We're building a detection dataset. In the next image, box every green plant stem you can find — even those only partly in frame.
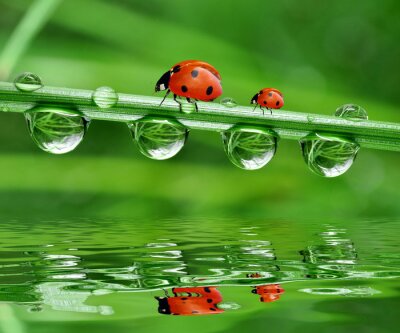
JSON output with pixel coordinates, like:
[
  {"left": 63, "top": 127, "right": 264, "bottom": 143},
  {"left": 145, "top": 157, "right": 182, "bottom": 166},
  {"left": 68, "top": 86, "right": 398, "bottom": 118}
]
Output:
[
  {"left": 0, "top": 81, "right": 399, "bottom": 152},
  {"left": 0, "top": 0, "right": 63, "bottom": 80}
]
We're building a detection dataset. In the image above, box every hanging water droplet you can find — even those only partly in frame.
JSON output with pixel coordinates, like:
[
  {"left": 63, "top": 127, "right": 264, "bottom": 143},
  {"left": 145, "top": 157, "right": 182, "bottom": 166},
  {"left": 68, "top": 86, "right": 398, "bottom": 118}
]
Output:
[
  {"left": 335, "top": 104, "right": 368, "bottom": 121},
  {"left": 220, "top": 97, "right": 237, "bottom": 108},
  {"left": 25, "top": 107, "right": 89, "bottom": 154},
  {"left": 300, "top": 133, "right": 360, "bottom": 177},
  {"left": 222, "top": 126, "right": 278, "bottom": 170},
  {"left": 14, "top": 72, "right": 43, "bottom": 92},
  {"left": 92, "top": 86, "right": 118, "bottom": 109},
  {"left": 128, "top": 117, "right": 188, "bottom": 160}
]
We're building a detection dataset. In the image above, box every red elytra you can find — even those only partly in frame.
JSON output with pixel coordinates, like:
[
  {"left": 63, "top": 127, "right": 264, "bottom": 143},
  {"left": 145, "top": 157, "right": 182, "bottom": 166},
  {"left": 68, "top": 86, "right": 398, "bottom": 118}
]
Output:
[
  {"left": 155, "top": 60, "right": 222, "bottom": 109},
  {"left": 251, "top": 88, "right": 284, "bottom": 113},
  {"left": 251, "top": 284, "right": 285, "bottom": 303},
  {"left": 155, "top": 287, "right": 224, "bottom": 316},
  {"left": 169, "top": 65, "right": 222, "bottom": 101},
  {"left": 170, "top": 60, "right": 221, "bottom": 80}
]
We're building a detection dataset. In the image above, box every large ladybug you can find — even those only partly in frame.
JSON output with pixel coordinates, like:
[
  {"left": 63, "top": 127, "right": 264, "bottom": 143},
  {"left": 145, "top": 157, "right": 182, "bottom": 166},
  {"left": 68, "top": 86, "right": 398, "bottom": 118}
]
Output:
[
  {"left": 155, "top": 60, "right": 223, "bottom": 111},
  {"left": 251, "top": 88, "right": 284, "bottom": 115},
  {"left": 155, "top": 287, "right": 224, "bottom": 315}
]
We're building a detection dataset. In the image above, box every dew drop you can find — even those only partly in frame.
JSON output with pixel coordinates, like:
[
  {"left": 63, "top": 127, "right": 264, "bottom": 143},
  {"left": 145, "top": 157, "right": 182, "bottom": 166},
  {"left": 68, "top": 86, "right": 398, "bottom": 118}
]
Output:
[
  {"left": 222, "top": 126, "right": 278, "bottom": 170},
  {"left": 14, "top": 72, "right": 43, "bottom": 92},
  {"left": 300, "top": 133, "right": 360, "bottom": 177},
  {"left": 307, "top": 115, "right": 315, "bottom": 123},
  {"left": 24, "top": 107, "right": 90, "bottom": 154},
  {"left": 335, "top": 104, "right": 368, "bottom": 121},
  {"left": 128, "top": 117, "right": 188, "bottom": 160},
  {"left": 180, "top": 101, "right": 196, "bottom": 114},
  {"left": 92, "top": 86, "right": 118, "bottom": 109},
  {"left": 220, "top": 97, "right": 237, "bottom": 108}
]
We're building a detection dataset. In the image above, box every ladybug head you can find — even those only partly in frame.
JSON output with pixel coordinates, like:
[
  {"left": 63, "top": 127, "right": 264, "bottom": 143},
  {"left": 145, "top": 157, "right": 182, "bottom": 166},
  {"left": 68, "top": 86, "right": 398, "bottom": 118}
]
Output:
[
  {"left": 250, "top": 92, "right": 259, "bottom": 104},
  {"left": 155, "top": 70, "right": 171, "bottom": 92},
  {"left": 155, "top": 296, "right": 171, "bottom": 315}
]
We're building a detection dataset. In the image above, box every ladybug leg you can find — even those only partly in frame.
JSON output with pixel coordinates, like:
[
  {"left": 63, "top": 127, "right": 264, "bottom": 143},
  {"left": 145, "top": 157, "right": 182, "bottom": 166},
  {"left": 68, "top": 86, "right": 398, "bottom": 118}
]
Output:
[
  {"left": 267, "top": 107, "right": 272, "bottom": 115},
  {"left": 253, "top": 105, "right": 258, "bottom": 111},
  {"left": 159, "top": 89, "right": 171, "bottom": 106},
  {"left": 173, "top": 94, "right": 183, "bottom": 108},
  {"left": 259, "top": 105, "right": 265, "bottom": 116},
  {"left": 186, "top": 97, "right": 199, "bottom": 112}
]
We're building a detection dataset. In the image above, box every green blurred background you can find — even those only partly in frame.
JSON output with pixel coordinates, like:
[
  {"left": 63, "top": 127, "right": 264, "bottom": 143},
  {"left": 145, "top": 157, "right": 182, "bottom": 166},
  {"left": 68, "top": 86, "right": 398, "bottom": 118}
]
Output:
[{"left": 0, "top": 0, "right": 399, "bottom": 220}]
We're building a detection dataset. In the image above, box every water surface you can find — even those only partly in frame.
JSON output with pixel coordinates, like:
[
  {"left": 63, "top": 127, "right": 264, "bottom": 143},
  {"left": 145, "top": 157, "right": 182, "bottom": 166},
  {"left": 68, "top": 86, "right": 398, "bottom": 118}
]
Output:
[{"left": 0, "top": 218, "right": 398, "bottom": 333}]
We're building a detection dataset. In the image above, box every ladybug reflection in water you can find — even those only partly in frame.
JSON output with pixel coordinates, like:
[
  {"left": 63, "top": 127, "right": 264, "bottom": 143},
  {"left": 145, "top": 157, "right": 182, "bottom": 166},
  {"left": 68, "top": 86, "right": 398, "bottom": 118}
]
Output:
[
  {"left": 251, "top": 284, "right": 285, "bottom": 303},
  {"left": 247, "top": 274, "right": 285, "bottom": 303},
  {"left": 155, "top": 60, "right": 223, "bottom": 112},
  {"left": 155, "top": 287, "right": 224, "bottom": 315}
]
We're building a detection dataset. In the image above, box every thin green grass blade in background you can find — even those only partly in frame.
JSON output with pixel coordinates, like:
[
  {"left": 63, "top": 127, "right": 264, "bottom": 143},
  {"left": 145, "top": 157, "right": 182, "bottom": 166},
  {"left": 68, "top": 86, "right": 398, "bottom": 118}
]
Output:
[{"left": 0, "top": 0, "right": 62, "bottom": 80}]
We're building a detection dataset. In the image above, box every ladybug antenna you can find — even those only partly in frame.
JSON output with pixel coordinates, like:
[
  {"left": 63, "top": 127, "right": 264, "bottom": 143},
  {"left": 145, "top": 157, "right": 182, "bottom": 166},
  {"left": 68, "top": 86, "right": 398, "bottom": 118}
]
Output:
[
  {"left": 159, "top": 89, "right": 171, "bottom": 106},
  {"left": 163, "top": 288, "right": 170, "bottom": 297}
]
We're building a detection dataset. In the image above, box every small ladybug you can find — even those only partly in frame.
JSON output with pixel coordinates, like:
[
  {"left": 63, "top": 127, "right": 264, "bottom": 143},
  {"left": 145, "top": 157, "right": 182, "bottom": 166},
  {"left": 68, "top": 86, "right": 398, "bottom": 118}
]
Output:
[
  {"left": 155, "top": 60, "right": 223, "bottom": 111},
  {"left": 155, "top": 287, "right": 224, "bottom": 316},
  {"left": 251, "top": 284, "right": 285, "bottom": 303},
  {"left": 251, "top": 88, "right": 284, "bottom": 115}
]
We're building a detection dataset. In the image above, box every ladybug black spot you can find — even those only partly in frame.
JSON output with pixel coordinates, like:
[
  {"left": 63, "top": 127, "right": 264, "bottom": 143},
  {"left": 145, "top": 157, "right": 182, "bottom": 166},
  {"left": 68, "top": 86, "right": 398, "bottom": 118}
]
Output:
[
  {"left": 209, "top": 308, "right": 217, "bottom": 311},
  {"left": 181, "top": 85, "right": 188, "bottom": 92},
  {"left": 172, "top": 65, "right": 181, "bottom": 73},
  {"left": 206, "top": 86, "right": 213, "bottom": 95},
  {"left": 204, "top": 287, "right": 211, "bottom": 293},
  {"left": 263, "top": 101, "right": 267, "bottom": 105},
  {"left": 181, "top": 297, "right": 188, "bottom": 300},
  {"left": 191, "top": 69, "right": 199, "bottom": 78},
  {"left": 268, "top": 92, "right": 273, "bottom": 97},
  {"left": 207, "top": 298, "right": 213, "bottom": 303},
  {"left": 276, "top": 101, "right": 280, "bottom": 106}
]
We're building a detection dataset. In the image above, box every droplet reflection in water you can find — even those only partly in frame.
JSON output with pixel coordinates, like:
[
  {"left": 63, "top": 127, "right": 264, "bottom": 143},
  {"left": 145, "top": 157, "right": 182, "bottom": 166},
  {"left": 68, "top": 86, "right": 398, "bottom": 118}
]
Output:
[
  {"left": 222, "top": 126, "right": 278, "bottom": 170},
  {"left": 220, "top": 97, "right": 237, "bottom": 108},
  {"left": 335, "top": 104, "right": 368, "bottom": 121},
  {"left": 92, "top": 86, "right": 118, "bottom": 109},
  {"left": 217, "top": 302, "right": 241, "bottom": 310},
  {"left": 25, "top": 107, "right": 90, "bottom": 154},
  {"left": 129, "top": 117, "right": 189, "bottom": 160},
  {"left": 299, "top": 133, "right": 360, "bottom": 177},
  {"left": 14, "top": 72, "right": 43, "bottom": 92},
  {"left": 299, "top": 286, "right": 381, "bottom": 297}
]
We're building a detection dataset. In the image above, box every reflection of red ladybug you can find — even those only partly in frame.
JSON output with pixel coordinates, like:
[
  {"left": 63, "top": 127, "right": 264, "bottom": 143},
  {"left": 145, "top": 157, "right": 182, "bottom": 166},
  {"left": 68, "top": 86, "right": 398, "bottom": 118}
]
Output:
[
  {"left": 155, "top": 287, "right": 224, "bottom": 315},
  {"left": 251, "top": 284, "right": 285, "bottom": 303}
]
